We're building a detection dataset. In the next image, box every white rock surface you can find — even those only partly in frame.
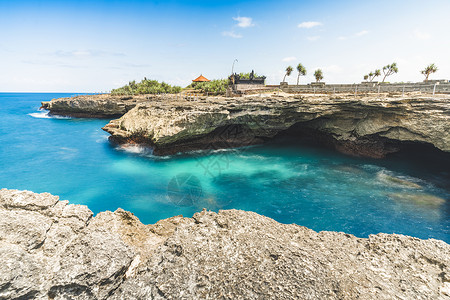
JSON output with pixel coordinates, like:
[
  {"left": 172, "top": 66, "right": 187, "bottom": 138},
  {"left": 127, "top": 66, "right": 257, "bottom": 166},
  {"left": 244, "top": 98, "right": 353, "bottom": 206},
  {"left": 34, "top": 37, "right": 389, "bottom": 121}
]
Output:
[{"left": 0, "top": 189, "right": 449, "bottom": 299}]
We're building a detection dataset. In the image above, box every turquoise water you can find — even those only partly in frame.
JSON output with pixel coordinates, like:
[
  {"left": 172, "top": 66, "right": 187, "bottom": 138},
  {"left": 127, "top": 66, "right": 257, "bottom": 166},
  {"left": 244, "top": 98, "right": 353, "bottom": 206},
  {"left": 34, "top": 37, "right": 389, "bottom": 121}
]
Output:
[{"left": 1, "top": 93, "right": 449, "bottom": 242}]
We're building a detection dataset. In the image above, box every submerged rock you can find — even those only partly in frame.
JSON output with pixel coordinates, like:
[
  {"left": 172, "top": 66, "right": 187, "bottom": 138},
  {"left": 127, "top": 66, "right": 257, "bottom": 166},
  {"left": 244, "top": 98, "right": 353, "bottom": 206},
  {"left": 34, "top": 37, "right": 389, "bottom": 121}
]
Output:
[
  {"left": 0, "top": 188, "right": 449, "bottom": 299},
  {"left": 388, "top": 192, "right": 446, "bottom": 206},
  {"left": 377, "top": 171, "right": 422, "bottom": 189}
]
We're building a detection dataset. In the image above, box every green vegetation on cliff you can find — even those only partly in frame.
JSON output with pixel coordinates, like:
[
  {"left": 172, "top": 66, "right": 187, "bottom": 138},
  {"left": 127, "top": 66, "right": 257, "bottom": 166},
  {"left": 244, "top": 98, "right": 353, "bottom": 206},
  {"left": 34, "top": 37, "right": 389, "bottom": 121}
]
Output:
[
  {"left": 237, "top": 72, "right": 261, "bottom": 79},
  {"left": 187, "top": 79, "right": 228, "bottom": 95},
  {"left": 111, "top": 71, "right": 268, "bottom": 96},
  {"left": 111, "top": 79, "right": 182, "bottom": 95}
]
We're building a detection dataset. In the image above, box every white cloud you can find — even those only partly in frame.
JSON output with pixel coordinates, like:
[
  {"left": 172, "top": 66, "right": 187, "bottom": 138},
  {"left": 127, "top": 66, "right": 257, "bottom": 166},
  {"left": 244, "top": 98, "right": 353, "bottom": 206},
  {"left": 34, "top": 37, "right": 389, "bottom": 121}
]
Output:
[
  {"left": 222, "top": 31, "right": 243, "bottom": 39},
  {"left": 22, "top": 59, "right": 81, "bottom": 68},
  {"left": 338, "top": 30, "right": 369, "bottom": 40},
  {"left": 233, "top": 16, "right": 254, "bottom": 28},
  {"left": 53, "top": 49, "right": 124, "bottom": 58},
  {"left": 355, "top": 30, "right": 369, "bottom": 37},
  {"left": 307, "top": 36, "right": 320, "bottom": 41},
  {"left": 282, "top": 56, "right": 297, "bottom": 62},
  {"left": 413, "top": 30, "right": 431, "bottom": 40},
  {"left": 297, "top": 21, "right": 322, "bottom": 29}
]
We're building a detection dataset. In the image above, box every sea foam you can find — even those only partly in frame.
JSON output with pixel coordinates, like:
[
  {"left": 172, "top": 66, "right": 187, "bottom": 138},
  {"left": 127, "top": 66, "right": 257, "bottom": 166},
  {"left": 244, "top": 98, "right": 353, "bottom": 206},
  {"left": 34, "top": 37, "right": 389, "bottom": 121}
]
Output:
[
  {"left": 28, "top": 111, "right": 71, "bottom": 119},
  {"left": 117, "top": 144, "right": 154, "bottom": 156}
]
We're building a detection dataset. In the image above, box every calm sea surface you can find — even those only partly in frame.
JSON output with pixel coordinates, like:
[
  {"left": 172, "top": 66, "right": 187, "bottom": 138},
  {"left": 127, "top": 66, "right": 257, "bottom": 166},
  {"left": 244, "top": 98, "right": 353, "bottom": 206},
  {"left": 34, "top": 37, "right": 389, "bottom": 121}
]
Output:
[{"left": 0, "top": 93, "right": 449, "bottom": 242}]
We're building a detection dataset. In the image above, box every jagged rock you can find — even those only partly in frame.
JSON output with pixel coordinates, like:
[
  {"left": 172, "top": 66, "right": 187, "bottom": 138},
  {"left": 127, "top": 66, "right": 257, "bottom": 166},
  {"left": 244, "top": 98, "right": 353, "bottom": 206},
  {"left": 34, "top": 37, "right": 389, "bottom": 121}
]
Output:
[
  {"left": 40, "top": 94, "right": 153, "bottom": 118},
  {"left": 0, "top": 189, "right": 449, "bottom": 299},
  {"left": 100, "top": 94, "right": 450, "bottom": 157},
  {"left": 0, "top": 189, "right": 173, "bottom": 299}
]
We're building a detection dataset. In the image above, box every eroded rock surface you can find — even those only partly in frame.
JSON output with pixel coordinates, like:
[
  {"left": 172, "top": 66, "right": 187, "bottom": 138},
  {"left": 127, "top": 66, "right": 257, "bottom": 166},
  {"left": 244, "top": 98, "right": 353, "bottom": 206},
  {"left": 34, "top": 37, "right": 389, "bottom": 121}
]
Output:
[
  {"left": 0, "top": 189, "right": 183, "bottom": 299},
  {"left": 40, "top": 94, "right": 154, "bottom": 118},
  {"left": 1, "top": 189, "right": 449, "bottom": 299},
  {"left": 101, "top": 93, "right": 450, "bottom": 157}
]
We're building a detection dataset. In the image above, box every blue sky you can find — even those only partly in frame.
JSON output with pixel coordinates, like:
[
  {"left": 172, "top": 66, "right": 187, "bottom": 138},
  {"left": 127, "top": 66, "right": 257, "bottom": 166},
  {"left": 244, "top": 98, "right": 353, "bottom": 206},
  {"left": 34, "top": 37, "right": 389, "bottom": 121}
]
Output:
[{"left": 1, "top": 0, "right": 449, "bottom": 92}]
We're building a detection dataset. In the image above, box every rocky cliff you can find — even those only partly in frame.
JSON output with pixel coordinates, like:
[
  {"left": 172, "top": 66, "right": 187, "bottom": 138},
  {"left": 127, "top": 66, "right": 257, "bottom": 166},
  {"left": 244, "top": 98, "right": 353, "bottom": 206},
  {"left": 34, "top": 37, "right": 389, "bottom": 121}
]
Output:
[
  {"left": 40, "top": 93, "right": 450, "bottom": 158},
  {"left": 101, "top": 93, "right": 450, "bottom": 158},
  {"left": 40, "top": 94, "right": 154, "bottom": 118},
  {"left": 1, "top": 189, "right": 449, "bottom": 299}
]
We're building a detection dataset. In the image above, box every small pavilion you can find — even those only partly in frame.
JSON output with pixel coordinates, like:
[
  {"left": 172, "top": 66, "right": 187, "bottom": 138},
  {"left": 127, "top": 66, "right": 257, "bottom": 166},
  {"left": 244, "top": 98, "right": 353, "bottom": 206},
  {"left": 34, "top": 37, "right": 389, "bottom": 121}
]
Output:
[{"left": 192, "top": 75, "right": 210, "bottom": 82}]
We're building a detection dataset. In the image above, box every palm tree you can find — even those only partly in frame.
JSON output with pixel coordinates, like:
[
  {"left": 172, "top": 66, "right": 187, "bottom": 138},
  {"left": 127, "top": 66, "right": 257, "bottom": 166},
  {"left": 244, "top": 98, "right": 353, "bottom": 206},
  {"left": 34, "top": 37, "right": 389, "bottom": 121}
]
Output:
[
  {"left": 364, "top": 69, "right": 381, "bottom": 82},
  {"left": 381, "top": 63, "right": 398, "bottom": 83},
  {"left": 314, "top": 69, "right": 323, "bottom": 82},
  {"left": 374, "top": 69, "right": 381, "bottom": 78},
  {"left": 296, "top": 63, "right": 307, "bottom": 85},
  {"left": 421, "top": 63, "right": 438, "bottom": 82},
  {"left": 366, "top": 72, "right": 374, "bottom": 82},
  {"left": 283, "top": 66, "right": 293, "bottom": 82}
]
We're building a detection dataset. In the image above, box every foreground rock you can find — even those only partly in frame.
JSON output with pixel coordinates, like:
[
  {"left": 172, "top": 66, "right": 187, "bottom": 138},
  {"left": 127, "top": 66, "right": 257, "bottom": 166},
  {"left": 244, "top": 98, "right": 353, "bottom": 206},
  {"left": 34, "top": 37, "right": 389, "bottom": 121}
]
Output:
[
  {"left": 1, "top": 189, "right": 449, "bottom": 299},
  {"left": 40, "top": 94, "right": 154, "bottom": 118},
  {"left": 101, "top": 93, "right": 450, "bottom": 157}
]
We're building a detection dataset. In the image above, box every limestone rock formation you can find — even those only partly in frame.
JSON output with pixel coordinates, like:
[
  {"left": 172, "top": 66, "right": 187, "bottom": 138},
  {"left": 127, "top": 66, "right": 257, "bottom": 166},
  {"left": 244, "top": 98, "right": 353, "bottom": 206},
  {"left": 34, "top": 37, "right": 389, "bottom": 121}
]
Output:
[
  {"left": 0, "top": 189, "right": 183, "bottom": 299},
  {"left": 101, "top": 94, "right": 450, "bottom": 157},
  {"left": 1, "top": 189, "right": 449, "bottom": 299},
  {"left": 40, "top": 94, "right": 154, "bottom": 118},
  {"left": 40, "top": 93, "right": 450, "bottom": 157}
]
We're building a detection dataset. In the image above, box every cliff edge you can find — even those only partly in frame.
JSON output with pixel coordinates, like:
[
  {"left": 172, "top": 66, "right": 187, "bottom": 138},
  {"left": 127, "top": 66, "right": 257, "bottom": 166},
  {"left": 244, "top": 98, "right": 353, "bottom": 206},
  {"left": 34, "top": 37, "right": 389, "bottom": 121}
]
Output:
[
  {"left": 40, "top": 93, "right": 450, "bottom": 158},
  {"left": 101, "top": 93, "right": 450, "bottom": 158}
]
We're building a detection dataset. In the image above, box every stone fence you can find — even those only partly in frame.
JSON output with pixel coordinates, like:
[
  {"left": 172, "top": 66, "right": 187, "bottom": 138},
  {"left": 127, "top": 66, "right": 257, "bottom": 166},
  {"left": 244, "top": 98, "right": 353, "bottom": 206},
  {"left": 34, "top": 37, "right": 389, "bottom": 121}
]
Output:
[{"left": 271, "top": 81, "right": 450, "bottom": 94}]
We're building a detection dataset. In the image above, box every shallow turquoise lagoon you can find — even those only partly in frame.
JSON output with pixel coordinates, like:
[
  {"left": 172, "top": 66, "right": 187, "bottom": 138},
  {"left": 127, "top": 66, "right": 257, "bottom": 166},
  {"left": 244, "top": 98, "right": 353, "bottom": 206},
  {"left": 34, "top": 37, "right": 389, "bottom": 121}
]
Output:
[{"left": 0, "top": 93, "right": 448, "bottom": 242}]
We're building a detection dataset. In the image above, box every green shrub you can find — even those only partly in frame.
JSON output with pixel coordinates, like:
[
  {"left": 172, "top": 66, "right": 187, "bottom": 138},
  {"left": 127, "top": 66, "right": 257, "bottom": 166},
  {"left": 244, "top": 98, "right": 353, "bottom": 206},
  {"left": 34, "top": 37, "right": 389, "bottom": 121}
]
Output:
[
  {"left": 187, "top": 79, "right": 228, "bottom": 95},
  {"left": 111, "top": 78, "right": 182, "bottom": 95},
  {"left": 237, "top": 72, "right": 260, "bottom": 79}
]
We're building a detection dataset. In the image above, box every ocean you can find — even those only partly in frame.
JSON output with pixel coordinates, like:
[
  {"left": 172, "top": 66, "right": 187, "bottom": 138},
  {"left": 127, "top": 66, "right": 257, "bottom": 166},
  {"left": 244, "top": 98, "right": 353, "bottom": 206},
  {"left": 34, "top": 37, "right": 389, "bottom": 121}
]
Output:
[{"left": 0, "top": 92, "right": 448, "bottom": 242}]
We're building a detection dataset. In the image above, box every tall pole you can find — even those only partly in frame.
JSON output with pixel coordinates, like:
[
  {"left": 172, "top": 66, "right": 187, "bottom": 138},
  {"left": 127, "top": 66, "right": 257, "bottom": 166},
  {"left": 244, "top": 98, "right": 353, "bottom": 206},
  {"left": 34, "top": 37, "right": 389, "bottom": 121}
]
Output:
[{"left": 232, "top": 59, "right": 238, "bottom": 75}]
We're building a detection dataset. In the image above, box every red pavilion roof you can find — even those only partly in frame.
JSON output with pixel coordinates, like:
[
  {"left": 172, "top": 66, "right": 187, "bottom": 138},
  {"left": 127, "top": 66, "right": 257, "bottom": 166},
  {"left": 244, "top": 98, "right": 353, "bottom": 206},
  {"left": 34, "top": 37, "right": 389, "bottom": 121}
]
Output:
[{"left": 192, "top": 75, "right": 210, "bottom": 82}]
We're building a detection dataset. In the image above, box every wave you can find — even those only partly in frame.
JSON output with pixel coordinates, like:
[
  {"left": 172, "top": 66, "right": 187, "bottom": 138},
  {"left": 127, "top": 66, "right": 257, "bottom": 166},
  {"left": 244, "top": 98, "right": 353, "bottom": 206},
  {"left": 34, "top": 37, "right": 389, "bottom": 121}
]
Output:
[
  {"left": 114, "top": 144, "right": 177, "bottom": 160},
  {"left": 185, "top": 146, "right": 256, "bottom": 157},
  {"left": 115, "top": 144, "right": 260, "bottom": 161},
  {"left": 28, "top": 111, "right": 52, "bottom": 119},
  {"left": 117, "top": 144, "right": 154, "bottom": 156},
  {"left": 28, "top": 111, "right": 71, "bottom": 119},
  {"left": 95, "top": 136, "right": 109, "bottom": 143}
]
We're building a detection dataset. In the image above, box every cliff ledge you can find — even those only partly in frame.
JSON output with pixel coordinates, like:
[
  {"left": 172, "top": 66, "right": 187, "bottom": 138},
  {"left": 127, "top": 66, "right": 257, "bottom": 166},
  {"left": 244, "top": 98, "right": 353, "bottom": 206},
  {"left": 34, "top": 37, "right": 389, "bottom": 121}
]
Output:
[{"left": 101, "top": 93, "right": 450, "bottom": 157}]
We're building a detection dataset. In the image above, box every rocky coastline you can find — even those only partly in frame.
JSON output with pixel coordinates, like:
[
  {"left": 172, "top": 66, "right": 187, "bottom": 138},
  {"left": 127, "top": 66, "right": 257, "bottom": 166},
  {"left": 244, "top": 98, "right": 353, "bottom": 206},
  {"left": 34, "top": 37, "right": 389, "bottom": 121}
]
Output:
[
  {"left": 1, "top": 188, "right": 449, "bottom": 299},
  {"left": 40, "top": 94, "right": 152, "bottom": 118},
  {"left": 41, "top": 92, "right": 450, "bottom": 158}
]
